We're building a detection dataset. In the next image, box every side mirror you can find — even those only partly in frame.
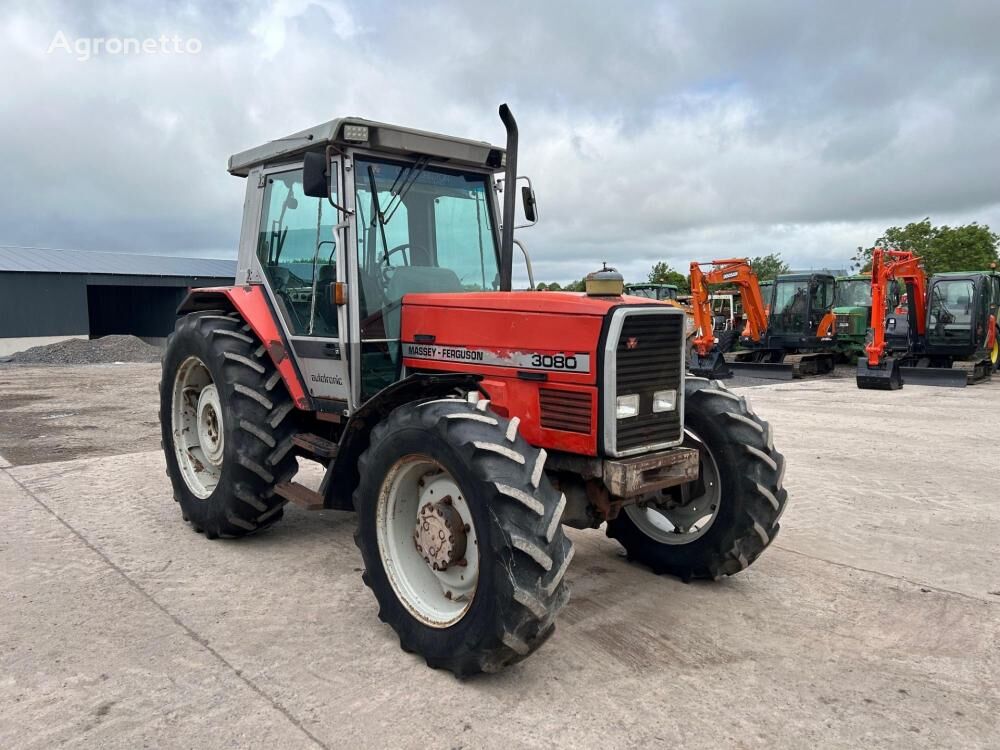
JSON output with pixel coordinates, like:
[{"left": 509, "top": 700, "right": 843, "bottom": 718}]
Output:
[
  {"left": 521, "top": 185, "right": 538, "bottom": 223},
  {"left": 302, "top": 151, "right": 330, "bottom": 198}
]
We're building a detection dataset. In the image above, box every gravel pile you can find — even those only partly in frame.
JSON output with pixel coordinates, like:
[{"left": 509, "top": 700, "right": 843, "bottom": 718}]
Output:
[{"left": 1, "top": 335, "right": 162, "bottom": 365}]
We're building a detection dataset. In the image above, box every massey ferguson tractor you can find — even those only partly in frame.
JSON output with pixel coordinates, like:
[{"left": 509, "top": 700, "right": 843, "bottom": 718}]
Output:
[{"left": 160, "top": 105, "right": 787, "bottom": 676}]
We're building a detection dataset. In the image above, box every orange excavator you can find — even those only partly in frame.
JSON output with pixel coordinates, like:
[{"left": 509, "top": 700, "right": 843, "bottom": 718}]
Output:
[
  {"left": 855, "top": 249, "right": 924, "bottom": 389},
  {"left": 857, "top": 248, "right": 997, "bottom": 389},
  {"left": 689, "top": 259, "right": 768, "bottom": 378},
  {"left": 689, "top": 259, "right": 838, "bottom": 379}
]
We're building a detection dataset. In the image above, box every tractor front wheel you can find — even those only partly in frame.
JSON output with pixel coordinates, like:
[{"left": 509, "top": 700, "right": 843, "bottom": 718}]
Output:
[
  {"left": 606, "top": 378, "right": 786, "bottom": 579},
  {"left": 353, "top": 398, "right": 573, "bottom": 676}
]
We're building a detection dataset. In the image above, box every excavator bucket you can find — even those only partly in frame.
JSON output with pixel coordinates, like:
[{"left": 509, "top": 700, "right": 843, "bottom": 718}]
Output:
[
  {"left": 856, "top": 357, "right": 903, "bottom": 390},
  {"left": 688, "top": 349, "right": 732, "bottom": 379}
]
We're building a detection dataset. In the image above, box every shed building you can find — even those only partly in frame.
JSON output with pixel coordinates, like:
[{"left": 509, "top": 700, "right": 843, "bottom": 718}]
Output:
[{"left": 0, "top": 246, "right": 235, "bottom": 356}]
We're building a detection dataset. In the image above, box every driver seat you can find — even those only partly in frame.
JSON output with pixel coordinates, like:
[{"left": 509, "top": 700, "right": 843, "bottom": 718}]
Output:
[{"left": 384, "top": 266, "right": 464, "bottom": 345}]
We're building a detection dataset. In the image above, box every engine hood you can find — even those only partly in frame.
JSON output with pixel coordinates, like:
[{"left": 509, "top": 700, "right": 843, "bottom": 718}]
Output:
[{"left": 402, "top": 290, "right": 665, "bottom": 316}]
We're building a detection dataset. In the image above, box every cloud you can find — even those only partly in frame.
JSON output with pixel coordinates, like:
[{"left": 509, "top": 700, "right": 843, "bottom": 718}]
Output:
[{"left": 2, "top": 0, "right": 999, "bottom": 285}]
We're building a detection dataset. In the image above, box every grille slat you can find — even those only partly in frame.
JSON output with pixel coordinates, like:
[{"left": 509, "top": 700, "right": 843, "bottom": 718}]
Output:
[
  {"left": 540, "top": 388, "right": 592, "bottom": 434},
  {"left": 612, "top": 311, "right": 684, "bottom": 453}
]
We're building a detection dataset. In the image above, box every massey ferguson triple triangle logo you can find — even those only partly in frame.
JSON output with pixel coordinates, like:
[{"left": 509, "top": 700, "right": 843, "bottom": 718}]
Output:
[{"left": 626, "top": 337, "right": 639, "bottom": 350}]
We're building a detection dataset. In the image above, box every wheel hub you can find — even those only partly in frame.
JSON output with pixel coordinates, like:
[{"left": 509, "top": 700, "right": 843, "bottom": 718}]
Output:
[
  {"left": 414, "top": 497, "right": 467, "bottom": 571},
  {"left": 196, "top": 384, "right": 224, "bottom": 467},
  {"left": 172, "top": 356, "right": 223, "bottom": 499}
]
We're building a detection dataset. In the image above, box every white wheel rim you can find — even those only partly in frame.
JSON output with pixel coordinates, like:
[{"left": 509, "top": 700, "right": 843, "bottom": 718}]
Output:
[
  {"left": 376, "top": 455, "right": 479, "bottom": 628},
  {"left": 172, "top": 356, "right": 224, "bottom": 499},
  {"left": 624, "top": 428, "right": 721, "bottom": 545}
]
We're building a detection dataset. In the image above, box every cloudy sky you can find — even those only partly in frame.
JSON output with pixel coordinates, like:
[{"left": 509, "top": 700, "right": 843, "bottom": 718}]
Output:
[{"left": 3, "top": 0, "right": 999, "bottom": 284}]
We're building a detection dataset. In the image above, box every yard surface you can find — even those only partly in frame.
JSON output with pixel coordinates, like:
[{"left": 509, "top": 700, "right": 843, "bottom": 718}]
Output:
[{"left": 1, "top": 363, "right": 998, "bottom": 749}]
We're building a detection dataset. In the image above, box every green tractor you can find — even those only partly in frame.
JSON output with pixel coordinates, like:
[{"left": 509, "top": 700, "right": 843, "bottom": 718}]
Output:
[
  {"left": 831, "top": 274, "right": 872, "bottom": 360},
  {"left": 625, "top": 282, "right": 679, "bottom": 302}
]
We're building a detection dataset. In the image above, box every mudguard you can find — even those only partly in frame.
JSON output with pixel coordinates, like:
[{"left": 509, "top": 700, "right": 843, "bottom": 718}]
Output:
[
  {"left": 322, "top": 372, "right": 484, "bottom": 510},
  {"left": 177, "top": 285, "right": 311, "bottom": 410}
]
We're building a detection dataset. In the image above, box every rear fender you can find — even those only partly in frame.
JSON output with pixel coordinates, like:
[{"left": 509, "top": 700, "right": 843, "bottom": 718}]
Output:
[
  {"left": 323, "top": 373, "right": 483, "bottom": 510},
  {"left": 177, "top": 286, "right": 311, "bottom": 410}
]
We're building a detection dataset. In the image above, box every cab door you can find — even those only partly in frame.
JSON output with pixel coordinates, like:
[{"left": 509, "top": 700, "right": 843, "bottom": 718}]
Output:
[{"left": 252, "top": 161, "right": 351, "bottom": 406}]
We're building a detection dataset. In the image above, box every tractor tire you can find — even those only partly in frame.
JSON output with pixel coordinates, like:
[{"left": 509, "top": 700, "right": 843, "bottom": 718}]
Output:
[
  {"left": 606, "top": 377, "right": 786, "bottom": 580},
  {"left": 353, "top": 397, "right": 573, "bottom": 677},
  {"left": 716, "top": 329, "right": 738, "bottom": 353},
  {"left": 160, "top": 311, "right": 299, "bottom": 538}
]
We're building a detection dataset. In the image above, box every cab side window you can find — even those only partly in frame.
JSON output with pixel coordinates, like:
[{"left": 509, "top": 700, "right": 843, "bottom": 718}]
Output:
[{"left": 256, "top": 169, "right": 339, "bottom": 337}]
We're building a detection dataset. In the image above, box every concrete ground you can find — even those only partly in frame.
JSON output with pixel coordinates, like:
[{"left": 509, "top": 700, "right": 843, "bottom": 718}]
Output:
[{"left": 1, "top": 362, "right": 998, "bottom": 749}]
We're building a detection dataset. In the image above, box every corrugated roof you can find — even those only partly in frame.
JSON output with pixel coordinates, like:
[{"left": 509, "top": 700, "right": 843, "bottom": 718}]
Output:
[{"left": 0, "top": 246, "right": 236, "bottom": 278}]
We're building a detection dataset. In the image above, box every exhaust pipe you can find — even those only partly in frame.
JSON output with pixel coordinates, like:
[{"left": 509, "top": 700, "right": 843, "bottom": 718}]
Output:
[{"left": 498, "top": 103, "right": 518, "bottom": 292}]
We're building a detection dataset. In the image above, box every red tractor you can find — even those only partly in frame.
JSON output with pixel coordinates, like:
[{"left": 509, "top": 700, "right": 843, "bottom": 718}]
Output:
[{"left": 160, "top": 105, "right": 787, "bottom": 676}]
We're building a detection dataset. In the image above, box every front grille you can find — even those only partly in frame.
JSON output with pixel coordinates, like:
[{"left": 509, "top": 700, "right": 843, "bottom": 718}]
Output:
[
  {"left": 539, "top": 388, "right": 592, "bottom": 433},
  {"left": 612, "top": 310, "right": 684, "bottom": 455}
]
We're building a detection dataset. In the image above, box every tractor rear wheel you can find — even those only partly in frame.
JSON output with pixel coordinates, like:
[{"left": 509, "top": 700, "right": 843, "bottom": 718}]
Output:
[
  {"left": 353, "top": 397, "right": 573, "bottom": 676},
  {"left": 717, "top": 329, "right": 738, "bottom": 353},
  {"left": 606, "top": 378, "right": 786, "bottom": 579},
  {"left": 160, "top": 311, "right": 299, "bottom": 538}
]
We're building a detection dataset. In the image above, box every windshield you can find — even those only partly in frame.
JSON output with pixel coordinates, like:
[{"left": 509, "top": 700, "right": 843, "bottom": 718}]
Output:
[
  {"left": 352, "top": 156, "right": 501, "bottom": 399},
  {"left": 354, "top": 156, "right": 499, "bottom": 323},
  {"left": 835, "top": 279, "right": 871, "bottom": 307},
  {"left": 928, "top": 279, "right": 975, "bottom": 344},
  {"left": 628, "top": 285, "right": 676, "bottom": 301},
  {"left": 771, "top": 278, "right": 833, "bottom": 331}
]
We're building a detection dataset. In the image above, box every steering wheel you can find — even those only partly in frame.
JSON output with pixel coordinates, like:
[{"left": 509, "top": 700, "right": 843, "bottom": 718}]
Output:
[{"left": 379, "top": 242, "right": 429, "bottom": 285}]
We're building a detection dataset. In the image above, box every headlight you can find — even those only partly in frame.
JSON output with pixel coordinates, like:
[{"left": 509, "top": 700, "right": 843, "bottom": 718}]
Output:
[
  {"left": 652, "top": 389, "right": 677, "bottom": 412},
  {"left": 616, "top": 394, "right": 639, "bottom": 419}
]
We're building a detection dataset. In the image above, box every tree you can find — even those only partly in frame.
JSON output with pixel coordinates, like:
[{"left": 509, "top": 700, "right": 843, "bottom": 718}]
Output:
[
  {"left": 647, "top": 261, "right": 690, "bottom": 292},
  {"left": 749, "top": 253, "right": 791, "bottom": 281},
  {"left": 852, "top": 218, "right": 999, "bottom": 276}
]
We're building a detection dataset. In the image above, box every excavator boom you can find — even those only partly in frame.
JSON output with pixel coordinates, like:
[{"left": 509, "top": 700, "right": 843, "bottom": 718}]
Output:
[
  {"left": 857, "top": 248, "right": 926, "bottom": 390},
  {"left": 688, "top": 258, "right": 776, "bottom": 378}
]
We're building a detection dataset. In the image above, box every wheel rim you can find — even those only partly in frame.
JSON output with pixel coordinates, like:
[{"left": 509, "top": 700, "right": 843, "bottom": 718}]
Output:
[
  {"left": 171, "top": 356, "right": 224, "bottom": 499},
  {"left": 376, "top": 455, "right": 479, "bottom": 628},
  {"left": 624, "top": 427, "right": 721, "bottom": 545}
]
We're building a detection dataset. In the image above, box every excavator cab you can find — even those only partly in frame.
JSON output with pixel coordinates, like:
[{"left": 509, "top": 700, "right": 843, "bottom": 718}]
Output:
[
  {"left": 731, "top": 272, "right": 838, "bottom": 378},
  {"left": 757, "top": 273, "right": 836, "bottom": 350}
]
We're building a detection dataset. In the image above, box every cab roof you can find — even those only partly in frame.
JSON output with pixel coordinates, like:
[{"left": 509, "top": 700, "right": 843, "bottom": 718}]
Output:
[
  {"left": 932, "top": 269, "right": 999, "bottom": 279},
  {"left": 775, "top": 272, "right": 836, "bottom": 283},
  {"left": 228, "top": 117, "right": 505, "bottom": 177}
]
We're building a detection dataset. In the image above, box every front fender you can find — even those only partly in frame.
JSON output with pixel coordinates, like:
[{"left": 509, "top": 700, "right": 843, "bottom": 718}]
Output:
[{"left": 323, "top": 372, "right": 484, "bottom": 510}]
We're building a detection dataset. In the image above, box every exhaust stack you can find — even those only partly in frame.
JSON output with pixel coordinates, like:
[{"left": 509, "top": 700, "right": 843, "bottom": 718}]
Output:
[{"left": 498, "top": 103, "right": 518, "bottom": 292}]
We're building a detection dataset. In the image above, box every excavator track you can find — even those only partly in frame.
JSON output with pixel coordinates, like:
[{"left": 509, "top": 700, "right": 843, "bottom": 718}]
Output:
[{"left": 725, "top": 351, "right": 834, "bottom": 380}]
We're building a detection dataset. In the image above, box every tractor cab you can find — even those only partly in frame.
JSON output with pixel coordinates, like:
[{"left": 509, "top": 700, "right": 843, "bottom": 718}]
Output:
[{"left": 224, "top": 116, "right": 532, "bottom": 405}]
